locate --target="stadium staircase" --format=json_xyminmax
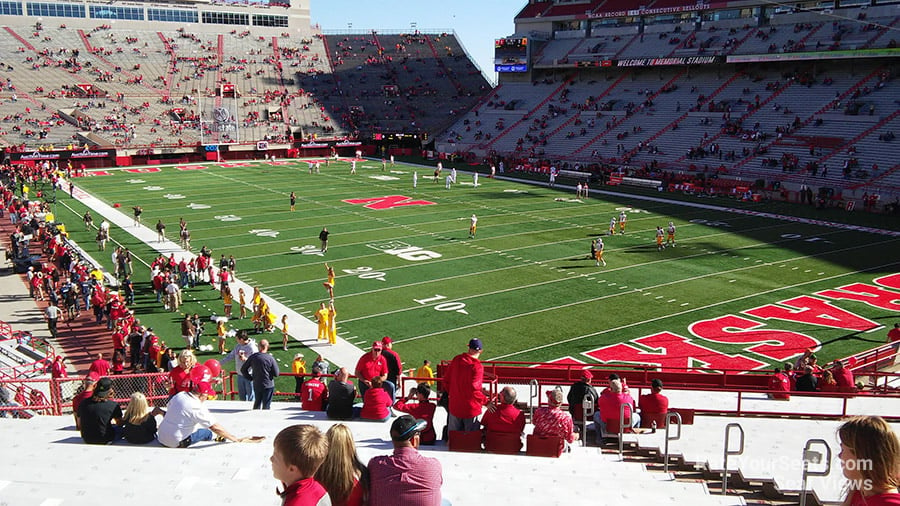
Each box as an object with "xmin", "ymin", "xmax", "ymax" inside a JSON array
[
  {"xmin": 622, "ymin": 70, "xmax": 745, "ymax": 161},
  {"xmin": 3, "ymin": 26, "xmax": 35, "ymax": 51},
  {"xmin": 613, "ymin": 32, "xmax": 641, "ymax": 59},
  {"xmin": 573, "ymin": 69, "xmax": 686, "ymax": 157},
  {"xmin": 730, "ymin": 66, "xmax": 889, "ymax": 173},
  {"xmin": 75, "ymin": 29, "xmax": 94, "ymax": 53},
  {"xmin": 861, "ymin": 16, "xmax": 900, "ymax": 49},
  {"xmin": 790, "ymin": 22, "xmax": 823, "ymax": 51},
  {"xmin": 672, "ymin": 74, "xmax": 797, "ymax": 166},
  {"xmin": 478, "ymin": 75, "xmax": 575, "ymax": 151},
  {"xmin": 214, "ymin": 34, "xmax": 224, "ymax": 109},
  {"xmin": 722, "ymin": 27, "xmax": 760, "ymax": 55},
  {"xmin": 157, "ymin": 32, "xmax": 178, "ymax": 99},
  {"xmin": 423, "ymin": 34, "xmax": 464, "ymax": 95},
  {"xmin": 816, "ymin": 109, "xmax": 900, "ymax": 170}
]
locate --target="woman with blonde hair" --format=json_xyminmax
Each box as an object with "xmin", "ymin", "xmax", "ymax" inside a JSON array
[
  {"xmin": 168, "ymin": 349, "xmax": 197, "ymax": 396},
  {"xmin": 314, "ymin": 424, "xmax": 368, "ymax": 506},
  {"xmin": 122, "ymin": 392, "xmax": 164, "ymax": 444},
  {"xmin": 838, "ymin": 415, "xmax": 900, "ymax": 505}
]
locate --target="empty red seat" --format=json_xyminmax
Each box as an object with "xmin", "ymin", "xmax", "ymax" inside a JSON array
[
  {"xmin": 484, "ymin": 431, "xmax": 522, "ymax": 454},
  {"xmin": 448, "ymin": 430, "xmax": 482, "ymax": 453}
]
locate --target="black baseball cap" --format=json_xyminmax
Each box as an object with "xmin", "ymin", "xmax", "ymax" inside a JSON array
[{"xmin": 391, "ymin": 415, "xmax": 427, "ymax": 441}]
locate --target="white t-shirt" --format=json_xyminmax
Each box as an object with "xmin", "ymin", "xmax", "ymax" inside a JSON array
[{"xmin": 157, "ymin": 391, "xmax": 217, "ymax": 448}]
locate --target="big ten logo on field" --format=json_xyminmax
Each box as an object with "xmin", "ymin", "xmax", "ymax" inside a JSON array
[{"xmin": 367, "ymin": 240, "xmax": 442, "ymax": 261}]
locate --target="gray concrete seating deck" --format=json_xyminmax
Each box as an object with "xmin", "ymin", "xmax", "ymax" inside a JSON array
[{"xmin": 0, "ymin": 401, "xmax": 746, "ymax": 506}]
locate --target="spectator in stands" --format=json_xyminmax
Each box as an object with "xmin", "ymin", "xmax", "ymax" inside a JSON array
[
  {"xmin": 220, "ymin": 330, "xmax": 258, "ymax": 402},
  {"xmin": 567, "ymin": 369, "xmax": 598, "ymax": 424},
  {"xmin": 442, "ymin": 338, "xmax": 487, "ymax": 432},
  {"xmin": 533, "ymin": 388, "xmax": 578, "ymax": 454},
  {"xmin": 122, "ymin": 392, "xmax": 164, "ymax": 444},
  {"xmin": 595, "ymin": 377, "xmax": 639, "ymax": 441},
  {"xmin": 168, "ymin": 349, "xmax": 197, "ymax": 396},
  {"xmin": 393, "ymin": 383, "xmax": 437, "ymax": 445},
  {"xmin": 818, "ymin": 370, "xmax": 839, "ymax": 392},
  {"xmin": 380, "ymin": 336, "xmax": 401, "ymax": 400},
  {"xmin": 888, "ymin": 323, "xmax": 900, "ymax": 356},
  {"xmin": 49, "ymin": 355, "xmax": 67, "ymax": 379},
  {"xmin": 796, "ymin": 366, "xmax": 819, "ymax": 392},
  {"xmin": 831, "ymin": 361, "xmax": 856, "ymax": 393},
  {"xmin": 327, "ymin": 367, "xmax": 357, "ymax": 420},
  {"xmin": 480, "ymin": 385, "xmax": 526, "ymax": 451},
  {"xmin": 639, "ymin": 379, "xmax": 670, "ymax": 428},
  {"xmin": 241, "ymin": 339, "xmax": 280, "ymax": 410},
  {"xmin": 368, "ymin": 415, "xmax": 443, "ymax": 506},
  {"xmin": 360, "ymin": 377, "xmax": 393, "ymax": 422},
  {"xmin": 157, "ymin": 380, "xmax": 261, "ymax": 448},
  {"xmin": 315, "ymin": 423, "xmax": 369, "ymax": 506},
  {"xmin": 72, "ymin": 374, "xmax": 98, "ymax": 430},
  {"xmin": 355, "ymin": 341, "xmax": 390, "ymax": 399},
  {"xmin": 837, "ymin": 416, "xmax": 900, "ymax": 504},
  {"xmin": 783, "ymin": 363, "xmax": 798, "ymax": 390},
  {"xmin": 794, "ymin": 349, "xmax": 814, "ymax": 370},
  {"xmin": 301, "ymin": 365, "xmax": 327, "ymax": 411},
  {"xmin": 769, "ymin": 367, "xmax": 791, "ymax": 400},
  {"xmin": 88, "ymin": 352, "xmax": 110, "ymax": 377},
  {"xmin": 887, "ymin": 323, "xmax": 900, "ymax": 349},
  {"xmin": 271, "ymin": 424, "xmax": 329, "ymax": 506},
  {"xmin": 416, "ymin": 359, "xmax": 435, "ymax": 386},
  {"xmin": 78, "ymin": 377, "xmax": 123, "ymax": 444},
  {"xmin": 292, "ymin": 352, "xmax": 306, "ymax": 398}
]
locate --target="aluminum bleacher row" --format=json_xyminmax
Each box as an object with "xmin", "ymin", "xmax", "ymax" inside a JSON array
[{"xmin": 1, "ymin": 345, "xmax": 897, "ymax": 505}]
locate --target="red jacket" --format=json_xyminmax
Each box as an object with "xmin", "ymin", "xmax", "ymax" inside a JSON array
[{"xmin": 443, "ymin": 352, "xmax": 486, "ymax": 419}]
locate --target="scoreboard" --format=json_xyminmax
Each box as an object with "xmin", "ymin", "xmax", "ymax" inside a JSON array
[{"xmin": 494, "ymin": 37, "xmax": 529, "ymax": 73}]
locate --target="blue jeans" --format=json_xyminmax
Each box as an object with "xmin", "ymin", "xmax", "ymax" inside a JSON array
[
  {"xmin": 253, "ymin": 386, "xmax": 274, "ymax": 409},
  {"xmin": 237, "ymin": 376, "xmax": 255, "ymax": 402},
  {"xmin": 179, "ymin": 428, "xmax": 213, "ymax": 447}
]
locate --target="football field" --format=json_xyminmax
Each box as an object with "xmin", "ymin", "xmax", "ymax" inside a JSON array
[{"xmin": 54, "ymin": 158, "xmax": 900, "ymax": 385}]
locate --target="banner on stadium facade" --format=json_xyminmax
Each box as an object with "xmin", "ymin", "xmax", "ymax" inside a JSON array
[
  {"xmin": 726, "ymin": 47, "xmax": 900, "ymax": 64},
  {"xmin": 616, "ymin": 56, "xmax": 721, "ymax": 67},
  {"xmin": 9, "ymin": 149, "xmax": 115, "ymax": 162},
  {"xmin": 576, "ymin": 1, "xmax": 728, "ymax": 19}
]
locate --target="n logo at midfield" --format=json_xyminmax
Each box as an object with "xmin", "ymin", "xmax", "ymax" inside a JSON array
[{"xmin": 344, "ymin": 195, "xmax": 436, "ymax": 210}]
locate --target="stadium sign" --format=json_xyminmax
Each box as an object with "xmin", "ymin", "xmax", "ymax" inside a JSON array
[
  {"xmin": 616, "ymin": 56, "xmax": 720, "ymax": 67},
  {"xmin": 10, "ymin": 149, "xmax": 115, "ymax": 162}
]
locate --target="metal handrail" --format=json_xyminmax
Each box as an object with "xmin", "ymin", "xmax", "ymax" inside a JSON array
[
  {"xmin": 580, "ymin": 393, "xmax": 595, "ymax": 447},
  {"xmin": 663, "ymin": 411, "xmax": 683, "ymax": 473},
  {"xmin": 618, "ymin": 402, "xmax": 630, "ymax": 459},
  {"xmin": 722, "ymin": 423, "xmax": 745, "ymax": 496},
  {"xmin": 529, "ymin": 379, "xmax": 539, "ymax": 419},
  {"xmin": 800, "ymin": 439, "xmax": 832, "ymax": 506}
]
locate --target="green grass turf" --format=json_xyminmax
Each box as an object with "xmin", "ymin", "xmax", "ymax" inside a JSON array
[{"xmin": 49, "ymin": 160, "xmax": 900, "ymax": 394}]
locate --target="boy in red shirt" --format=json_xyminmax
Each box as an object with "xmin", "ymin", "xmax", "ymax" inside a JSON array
[
  {"xmin": 272, "ymin": 424, "xmax": 330, "ymax": 506},
  {"xmin": 300, "ymin": 367, "xmax": 327, "ymax": 411}
]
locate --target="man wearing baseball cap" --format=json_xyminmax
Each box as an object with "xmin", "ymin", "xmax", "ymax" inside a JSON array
[
  {"xmin": 567, "ymin": 369, "xmax": 598, "ymax": 427},
  {"xmin": 442, "ymin": 338, "xmax": 487, "ymax": 433},
  {"xmin": 78, "ymin": 377, "xmax": 123, "ymax": 444},
  {"xmin": 355, "ymin": 340, "xmax": 392, "ymax": 399},
  {"xmin": 368, "ymin": 415, "xmax": 443, "ymax": 506},
  {"xmin": 157, "ymin": 380, "xmax": 262, "ymax": 448},
  {"xmin": 380, "ymin": 336, "xmax": 402, "ymax": 400}
]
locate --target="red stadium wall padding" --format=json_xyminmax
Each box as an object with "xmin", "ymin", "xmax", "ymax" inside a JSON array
[{"xmin": 115, "ymin": 156, "xmax": 132, "ymax": 166}]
